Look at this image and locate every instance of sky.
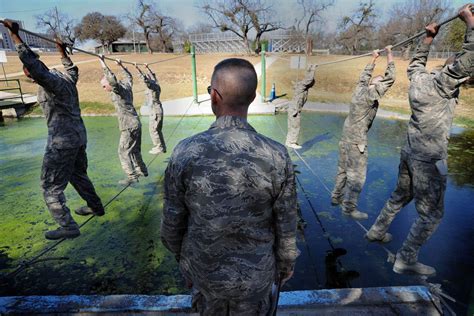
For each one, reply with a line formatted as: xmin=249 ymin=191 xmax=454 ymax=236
xmin=0 ymin=0 xmax=468 ymax=37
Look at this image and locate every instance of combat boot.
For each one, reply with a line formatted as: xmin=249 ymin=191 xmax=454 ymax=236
xmin=45 ymin=226 xmax=80 ymax=240
xmin=118 ymin=177 xmax=138 ymax=186
xmin=342 ymin=207 xmax=368 ymax=220
xmin=393 ymin=255 xmax=436 ymax=276
xmin=75 ymin=206 xmax=105 ymax=217
xmin=149 ymin=147 xmax=164 ymax=155
xmin=365 ymin=230 xmax=392 ymax=243
xmin=286 ymin=142 xmax=302 ymax=149
xmin=331 ymin=195 xmax=343 ymax=206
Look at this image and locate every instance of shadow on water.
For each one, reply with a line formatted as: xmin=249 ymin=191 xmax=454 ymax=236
xmin=299 ymin=132 xmax=333 ymax=154
xmin=448 ymin=128 xmax=474 ymax=187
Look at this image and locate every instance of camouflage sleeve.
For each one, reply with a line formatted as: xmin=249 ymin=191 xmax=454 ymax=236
xmin=149 ymin=70 xmax=158 ymax=82
xmin=407 ymin=43 xmax=430 ymax=81
xmin=140 ymin=72 xmax=153 ymax=90
xmin=273 ymin=151 xmax=299 ymax=274
xmin=122 ymin=67 xmax=133 ymax=88
xmin=434 ymin=27 xmax=473 ymax=98
xmin=62 ymin=57 xmax=78 ymax=84
xmin=368 ymin=61 xmax=396 ymax=101
xmin=16 ymin=43 xmax=64 ymax=92
xmin=300 ymin=68 xmax=316 ymax=89
xmin=161 ymin=145 xmax=189 ymax=261
xmin=357 ymin=64 xmax=375 ymax=87
xmin=103 ymin=67 xmax=120 ymax=93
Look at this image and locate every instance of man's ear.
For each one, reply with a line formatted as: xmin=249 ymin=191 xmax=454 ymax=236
xmin=211 ymin=89 xmax=219 ymax=104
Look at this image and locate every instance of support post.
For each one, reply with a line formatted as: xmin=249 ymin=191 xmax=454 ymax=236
xmin=191 ymin=45 xmax=198 ymax=103
xmin=261 ymin=43 xmax=266 ymax=103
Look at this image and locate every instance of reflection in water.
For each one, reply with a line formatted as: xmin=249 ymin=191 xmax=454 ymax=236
xmin=448 ymin=129 xmax=474 ymax=187
xmin=325 ymin=248 xmax=360 ymax=289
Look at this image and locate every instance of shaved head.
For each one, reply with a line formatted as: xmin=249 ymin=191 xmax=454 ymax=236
xmin=211 ymin=58 xmax=257 ymax=109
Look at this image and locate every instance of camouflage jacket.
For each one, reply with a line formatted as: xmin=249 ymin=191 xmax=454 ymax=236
xmin=161 ymin=115 xmax=298 ymax=300
xmin=403 ymin=28 xmax=473 ymax=162
xmin=140 ymin=71 xmax=162 ymax=115
xmin=341 ymin=62 xmax=396 ymax=146
xmin=103 ymin=67 xmax=140 ymax=131
xmin=289 ymin=67 xmax=316 ymax=115
xmin=17 ymin=43 xmax=86 ymax=149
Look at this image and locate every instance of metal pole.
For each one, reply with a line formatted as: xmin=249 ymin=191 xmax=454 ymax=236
xmin=261 ymin=42 xmax=266 ymax=103
xmin=1 ymin=63 xmax=8 ymax=86
xmin=191 ymin=45 xmax=198 ymax=103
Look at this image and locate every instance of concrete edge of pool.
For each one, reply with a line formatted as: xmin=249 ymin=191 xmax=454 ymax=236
xmin=0 ymin=285 xmax=441 ymax=315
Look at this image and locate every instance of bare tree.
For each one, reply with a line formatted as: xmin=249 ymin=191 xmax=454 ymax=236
xmin=200 ymin=0 xmax=253 ymax=53
xmin=246 ymin=1 xmax=281 ymax=53
xmin=337 ymin=0 xmax=377 ymax=55
xmin=200 ymin=0 xmax=281 ymax=54
xmin=75 ymin=12 xmax=127 ymax=54
xmin=294 ymin=0 xmax=334 ymax=55
xmin=131 ymin=0 xmax=154 ymax=53
xmin=35 ymin=7 xmax=77 ymax=53
xmin=149 ymin=11 xmax=178 ymax=52
xmin=378 ymin=0 xmax=450 ymax=59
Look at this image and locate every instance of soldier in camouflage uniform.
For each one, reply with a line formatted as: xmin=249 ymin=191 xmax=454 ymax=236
xmin=161 ymin=58 xmax=298 ymax=316
xmin=331 ymin=47 xmax=395 ymax=220
xmin=99 ymin=56 xmax=148 ymax=185
xmin=367 ymin=6 xmax=474 ymax=276
xmin=285 ymin=64 xmax=316 ymax=149
xmin=2 ymin=20 xmax=104 ymax=240
xmin=134 ymin=63 xmax=166 ymax=155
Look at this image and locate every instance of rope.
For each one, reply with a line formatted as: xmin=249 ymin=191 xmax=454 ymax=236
xmin=0 ymin=19 xmax=188 ymax=66
xmin=268 ymin=12 xmax=464 ymax=69
xmin=5 ymin=98 xmax=199 ymax=278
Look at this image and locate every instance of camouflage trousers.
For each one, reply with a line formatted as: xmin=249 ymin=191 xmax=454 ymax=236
xmin=192 ymin=289 xmax=272 ymax=316
xmin=368 ymin=151 xmax=446 ymax=264
xmin=332 ymin=141 xmax=368 ymax=211
xmin=285 ymin=97 xmax=305 ymax=145
xmin=119 ymin=128 xmax=148 ymax=179
xmin=41 ymin=145 xmax=103 ymax=228
xmin=149 ymin=111 xmax=166 ymax=151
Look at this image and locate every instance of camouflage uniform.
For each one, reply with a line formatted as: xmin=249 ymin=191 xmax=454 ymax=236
xmin=332 ymin=62 xmax=396 ymax=211
xmin=103 ymin=67 xmax=148 ymax=179
xmin=17 ymin=43 xmax=103 ymax=229
xmin=285 ymin=66 xmax=316 ymax=145
xmin=140 ymin=71 xmax=166 ymax=152
xmin=368 ymin=28 xmax=473 ymax=264
xmin=161 ymin=115 xmax=298 ymax=315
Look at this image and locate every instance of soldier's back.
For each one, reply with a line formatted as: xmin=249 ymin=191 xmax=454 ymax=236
xmin=172 ymin=115 xmax=290 ymax=300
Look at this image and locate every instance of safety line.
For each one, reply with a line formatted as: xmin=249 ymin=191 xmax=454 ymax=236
xmin=5 ymin=98 xmax=198 ymax=278
xmin=0 ymin=19 xmax=188 ymax=66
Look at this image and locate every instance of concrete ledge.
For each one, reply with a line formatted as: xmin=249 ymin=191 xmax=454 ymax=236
xmin=0 ymin=286 xmax=440 ymax=315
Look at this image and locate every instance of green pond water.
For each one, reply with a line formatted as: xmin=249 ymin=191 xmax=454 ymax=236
xmin=0 ymin=113 xmax=473 ymax=314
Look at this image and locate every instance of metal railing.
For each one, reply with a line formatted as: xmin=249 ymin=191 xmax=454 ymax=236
xmin=0 ymin=79 xmax=25 ymax=105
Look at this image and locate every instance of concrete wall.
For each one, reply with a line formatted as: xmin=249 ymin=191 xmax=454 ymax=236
xmin=0 ymin=286 xmax=441 ymax=315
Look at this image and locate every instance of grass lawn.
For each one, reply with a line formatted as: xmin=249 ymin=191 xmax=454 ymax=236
xmin=3 ymin=51 xmax=474 ymax=127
